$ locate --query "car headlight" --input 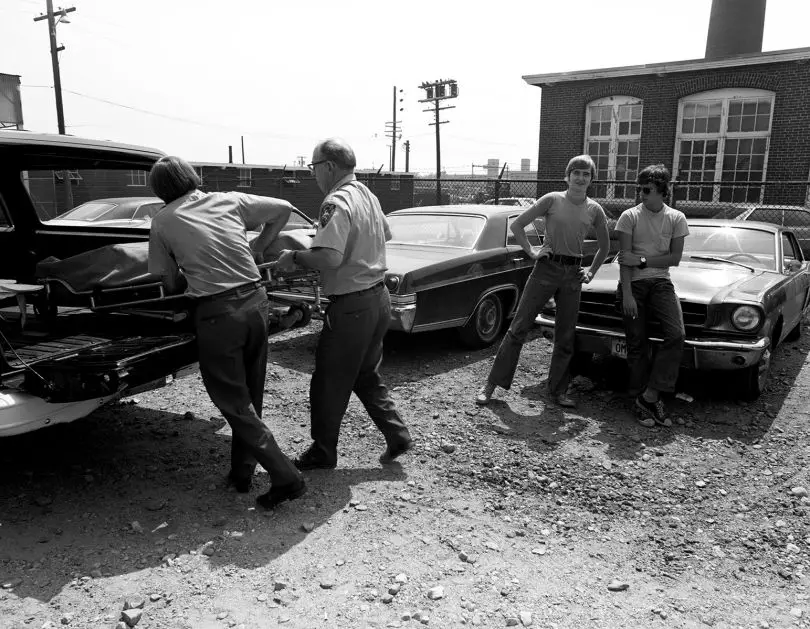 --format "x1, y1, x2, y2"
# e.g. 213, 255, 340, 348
385, 275, 401, 292
731, 305, 762, 331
